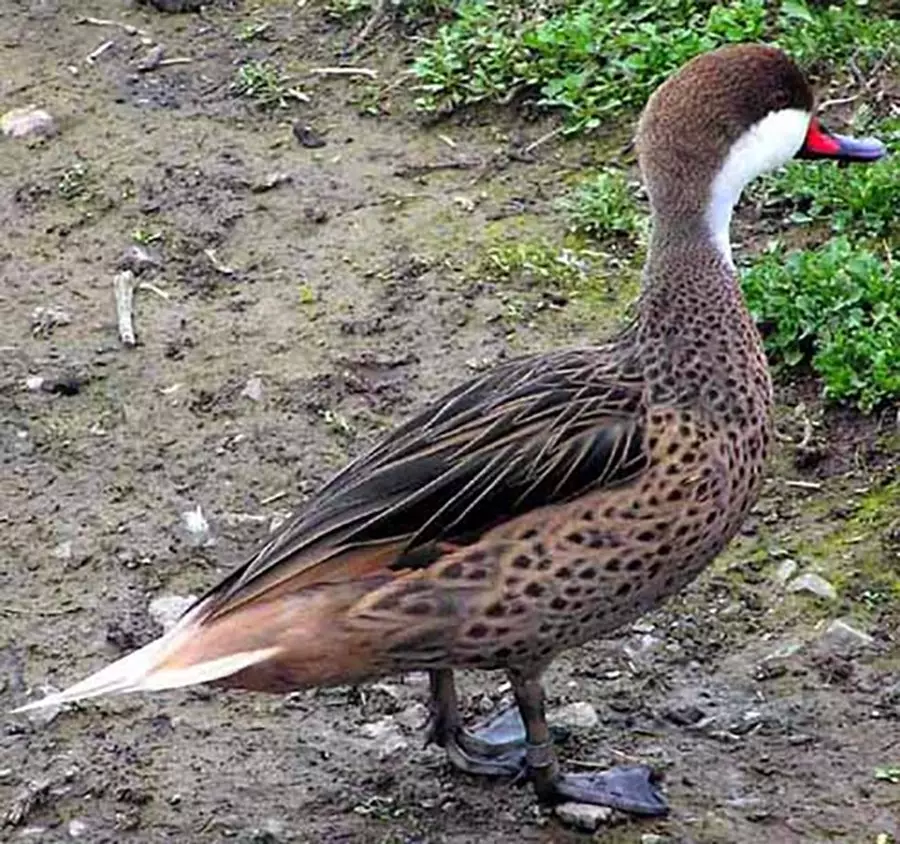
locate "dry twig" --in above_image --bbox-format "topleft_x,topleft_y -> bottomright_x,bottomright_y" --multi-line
114,270 -> 137,347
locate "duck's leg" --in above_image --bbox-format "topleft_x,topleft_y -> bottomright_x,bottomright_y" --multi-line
511,671 -> 669,817
425,669 -> 527,777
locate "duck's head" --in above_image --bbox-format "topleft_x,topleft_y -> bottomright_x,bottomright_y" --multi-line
636,44 -> 886,259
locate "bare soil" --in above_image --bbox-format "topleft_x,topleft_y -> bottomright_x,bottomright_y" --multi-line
1,3 -> 898,843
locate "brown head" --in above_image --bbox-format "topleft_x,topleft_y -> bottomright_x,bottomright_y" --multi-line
636,45 -> 885,261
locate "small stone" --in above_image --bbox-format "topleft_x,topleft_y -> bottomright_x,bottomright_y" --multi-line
182,505 -> 211,546
1,105 -> 57,139
31,305 -> 72,336
118,243 -> 162,275
359,716 -> 409,759
241,377 -> 264,401
52,541 -> 72,561
641,835 -> 669,844
142,0 -> 204,11
819,619 -> 874,652
293,122 -> 326,148
136,44 -> 165,72
662,702 -> 704,726
554,802 -> 614,831
148,595 -> 197,632
774,558 -> 798,585
68,818 -> 88,838
25,685 -> 63,727
395,702 -> 429,731
787,572 -> 837,600
549,701 -> 599,730
25,375 -> 44,391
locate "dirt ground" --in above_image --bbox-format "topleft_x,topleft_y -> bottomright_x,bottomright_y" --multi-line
1,3 -> 898,843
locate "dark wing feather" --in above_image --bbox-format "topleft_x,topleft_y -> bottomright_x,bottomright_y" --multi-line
202,347 -> 649,613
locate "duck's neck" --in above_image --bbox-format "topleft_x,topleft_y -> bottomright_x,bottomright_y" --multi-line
636,211 -> 771,416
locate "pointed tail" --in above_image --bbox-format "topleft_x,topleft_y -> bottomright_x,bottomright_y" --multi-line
10,600 -> 278,714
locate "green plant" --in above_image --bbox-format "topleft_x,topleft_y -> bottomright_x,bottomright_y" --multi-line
236,20 -> 272,42
58,163 -> 90,201
412,0 -> 899,133
232,60 -> 302,110
742,238 -> 900,412
874,766 -> 900,784
559,170 -> 643,241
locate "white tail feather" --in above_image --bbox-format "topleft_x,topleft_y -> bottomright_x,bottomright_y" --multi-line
10,604 -> 278,714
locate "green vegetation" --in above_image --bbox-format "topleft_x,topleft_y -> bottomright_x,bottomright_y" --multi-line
743,239 -> 899,412
558,169 -> 643,241
58,163 -> 91,201
231,60 -> 304,110
412,0 -> 899,131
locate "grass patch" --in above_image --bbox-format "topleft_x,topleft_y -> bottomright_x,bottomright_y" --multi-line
231,60 -> 305,110
742,238 -> 899,412
558,169 -> 644,242
412,0 -> 899,132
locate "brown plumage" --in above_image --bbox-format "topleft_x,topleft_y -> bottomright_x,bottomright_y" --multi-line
17,44 -> 886,817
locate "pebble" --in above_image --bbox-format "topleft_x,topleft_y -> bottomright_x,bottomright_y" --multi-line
182,505 -> 211,546
641,836 -> 669,844
31,305 -> 72,336
25,375 -> 44,391
359,716 -> 409,759
395,702 -> 429,731
774,558 -> 798,585
554,802 -> 614,831
293,122 -> 326,148
119,243 -> 162,275
148,594 -> 197,632
818,619 -> 874,651
548,701 -> 599,730
1,105 -> 57,139
68,818 -> 88,838
787,572 -> 836,600
241,376 -> 264,402
52,541 -> 73,561
25,685 -> 63,727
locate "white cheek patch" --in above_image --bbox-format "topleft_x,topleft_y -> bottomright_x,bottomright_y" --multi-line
707,107 -> 811,266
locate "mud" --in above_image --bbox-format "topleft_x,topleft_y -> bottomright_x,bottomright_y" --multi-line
1,3 -> 898,843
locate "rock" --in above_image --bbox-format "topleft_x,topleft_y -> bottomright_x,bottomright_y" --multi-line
359,716 -> 409,759
548,701 -> 599,730
141,0 -> 204,11
24,376 -> 44,391
818,619 -> 874,652
774,558 -> 798,585
662,702 -> 704,726
641,836 -> 669,844
68,818 -> 88,838
554,802 -> 614,831
1,105 -> 57,139
396,702 -> 429,731
25,685 -> 63,727
31,305 -> 72,336
624,633 -> 663,660
787,572 -> 836,601
241,377 -> 264,401
118,243 -> 162,275
51,541 -> 72,562
293,123 -> 326,148
182,505 -> 211,546
148,595 -> 197,632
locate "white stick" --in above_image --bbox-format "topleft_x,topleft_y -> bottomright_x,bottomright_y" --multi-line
114,270 -> 136,347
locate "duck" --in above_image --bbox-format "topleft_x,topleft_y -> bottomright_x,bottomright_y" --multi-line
15,44 -> 886,817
